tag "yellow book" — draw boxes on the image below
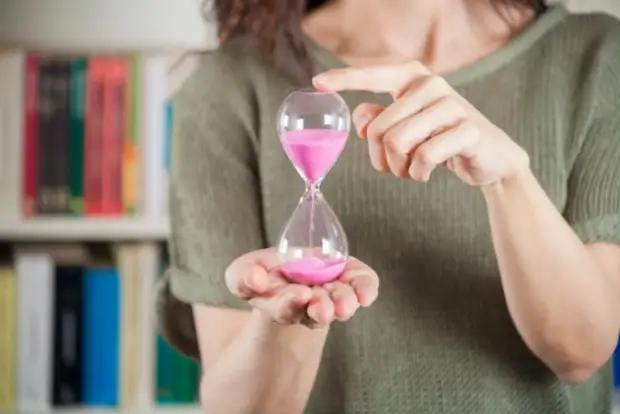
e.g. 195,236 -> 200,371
0,267 -> 16,411
118,245 -> 142,407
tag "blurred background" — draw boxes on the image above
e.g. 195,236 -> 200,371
0,0 -> 618,413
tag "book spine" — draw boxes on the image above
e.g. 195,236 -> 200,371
170,353 -> 199,403
36,58 -> 55,215
0,267 -> 16,411
22,54 -> 39,217
123,57 -> 140,214
52,59 -> 72,214
16,252 -> 55,411
52,266 -> 83,406
68,58 -> 87,215
101,59 -> 125,215
82,268 -> 120,406
119,246 -> 141,407
162,102 -> 173,216
155,335 -> 175,404
84,59 -> 106,215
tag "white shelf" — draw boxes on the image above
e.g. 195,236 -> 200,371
0,217 -> 169,241
0,0 -> 213,53
1,406 -> 202,414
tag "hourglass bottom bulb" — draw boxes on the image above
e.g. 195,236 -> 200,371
280,257 -> 347,285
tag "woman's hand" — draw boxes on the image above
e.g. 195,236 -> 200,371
313,62 -> 530,187
225,248 -> 379,328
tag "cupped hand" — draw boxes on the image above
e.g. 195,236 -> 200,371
312,62 -> 530,187
225,248 -> 379,328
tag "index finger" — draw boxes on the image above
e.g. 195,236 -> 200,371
312,61 -> 430,97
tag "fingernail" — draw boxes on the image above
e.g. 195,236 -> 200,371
306,305 -> 318,321
312,74 -> 329,88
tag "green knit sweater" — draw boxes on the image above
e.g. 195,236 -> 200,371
157,5 -> 620,413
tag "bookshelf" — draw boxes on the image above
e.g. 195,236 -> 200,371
2,407 -> 203,414
0,218 -> 169,241
0,1 -> 207,412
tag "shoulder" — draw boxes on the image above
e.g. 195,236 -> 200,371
175,37 -> 269,101
539,9 -> 620,73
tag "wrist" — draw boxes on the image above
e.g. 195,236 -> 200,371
249,309 -> 328,344
480,165 -> 535,201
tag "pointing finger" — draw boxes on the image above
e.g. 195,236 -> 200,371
313,61 -> 431,97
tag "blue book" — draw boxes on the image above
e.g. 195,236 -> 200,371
82,268 -> 120,406
164,101 -> 173,170
613,343 -> 620,388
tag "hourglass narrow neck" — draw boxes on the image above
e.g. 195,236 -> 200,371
304,181 -> 322,196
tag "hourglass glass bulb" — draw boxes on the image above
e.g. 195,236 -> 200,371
277,88 -> 351,185
276,88 -> 351,285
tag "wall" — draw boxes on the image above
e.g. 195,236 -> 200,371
563,0 -> 620,16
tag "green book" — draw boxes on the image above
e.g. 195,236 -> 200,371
68,58 -> 87,215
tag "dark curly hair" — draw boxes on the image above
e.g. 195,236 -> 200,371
208,0 -> 547,77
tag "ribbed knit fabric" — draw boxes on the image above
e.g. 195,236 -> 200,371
156,5 -> 620,413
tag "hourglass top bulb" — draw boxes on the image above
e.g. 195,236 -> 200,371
277,88 -> 351,185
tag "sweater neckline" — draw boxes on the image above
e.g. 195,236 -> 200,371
305,4 -> 569,87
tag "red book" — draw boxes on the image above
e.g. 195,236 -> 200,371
100,58 -> 126,215
84,58 -> 107,215
22,54 -> 38,217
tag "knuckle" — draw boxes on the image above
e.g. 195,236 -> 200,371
407,60 -> 429,74
429,74 -> 449,90
415,145 -> 432,164
459,120 -> 480,141
383,131 -> 404,154
439,96 -> 464,116
415,75 -> 436,94
366,121 -> 382,141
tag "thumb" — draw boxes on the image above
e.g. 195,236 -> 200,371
225,248 -> 287,299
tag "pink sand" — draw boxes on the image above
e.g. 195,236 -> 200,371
281,129 -> 348,184
280,257 -> 346,285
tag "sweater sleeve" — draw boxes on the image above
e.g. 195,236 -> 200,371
156,48 -> 265,360
563,31 -> 620,245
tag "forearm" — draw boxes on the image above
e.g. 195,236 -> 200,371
482,168 -> 620,382
200,309 -> 328,414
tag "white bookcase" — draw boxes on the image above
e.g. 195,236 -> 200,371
0,2 -> 208,413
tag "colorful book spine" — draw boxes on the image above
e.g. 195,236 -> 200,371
16,252 -> 55,411
101,58 -> 126,215
52,266 -> 84,406
84,58 -> 106,215
22,55 -> 38,217
68,58 -> 87,215
123,57 -> 140,214
82,267 -> 120,406
0,267 -> 16,411
52,59 -> 72,214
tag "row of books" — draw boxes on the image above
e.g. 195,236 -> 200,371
20,54 -> 172,218
0,244 -> 198,411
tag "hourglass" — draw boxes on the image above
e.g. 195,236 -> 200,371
277,88 -> 351,285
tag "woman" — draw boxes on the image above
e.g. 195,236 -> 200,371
156,0 -> 620,412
